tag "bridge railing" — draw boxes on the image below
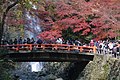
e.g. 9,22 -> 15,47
0,44 -> 97,53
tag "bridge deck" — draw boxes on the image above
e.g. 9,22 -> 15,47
0,44 -> 96,62
0,50 -> 94,62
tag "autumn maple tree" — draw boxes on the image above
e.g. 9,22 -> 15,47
36,0 -> 120,42
0,0 -> 120,44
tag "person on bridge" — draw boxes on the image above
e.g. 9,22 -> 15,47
13,38 -> 17,44
30,38 -> 35,44
8,39 -> 13,48
75,40 -> 82,46
1,39 -> 6,45
89,40 -> 94,46
98,41 -> 104,54
9,39 -> 13,45
13,38 -> 17,48
23,39 -> 27,44
113,44 -> 118,58
18,37 -> 23,44
66,40 -> 70,45
36,38 -> 43,44
56,37 -> 63,44
116,41 -> 120,58
27,38 -> 31,44
108,41 -> 114,54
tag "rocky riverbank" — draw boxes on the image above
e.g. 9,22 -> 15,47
41,54 -> 120,80
77,54 -> 120,80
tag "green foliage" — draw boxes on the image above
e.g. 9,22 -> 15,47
0,61 -> 15,80
116,30 -> 120,40
62,27 -> 94,43
62,27 -> 74,41
25,1 -> 33,9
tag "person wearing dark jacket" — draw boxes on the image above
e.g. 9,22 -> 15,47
27,38 -> 31,44
23,39 -> 27,44
1,39 -> 6,45
37,39 -> 43,44
14,38 -> 17,44
9,39 -> 13,45
18,37 -> 23,44
31,38 -> 35,44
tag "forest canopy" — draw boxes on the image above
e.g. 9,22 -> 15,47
0,0 -> 120,43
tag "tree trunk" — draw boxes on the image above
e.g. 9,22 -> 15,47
0,0 -> 19,45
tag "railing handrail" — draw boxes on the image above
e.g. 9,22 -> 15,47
0,44 -> 97,53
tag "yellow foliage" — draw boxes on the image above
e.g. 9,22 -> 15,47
16,10 -> 22,18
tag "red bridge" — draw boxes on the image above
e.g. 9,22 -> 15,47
0,44 -> 96,62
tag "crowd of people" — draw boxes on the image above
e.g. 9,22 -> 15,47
89,40 -> 120,58
1,37 -> 43,45
1,37 -> 120,58
1,37 -> 82,46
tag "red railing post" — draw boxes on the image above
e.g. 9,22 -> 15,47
54,44 -> 58,50
68,45 -> 70,51
41,44 -> 45,50
29,44 -> 32,51
16,44 -> 19,51
80,47 -> 83,52
93,46 -> 96,53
